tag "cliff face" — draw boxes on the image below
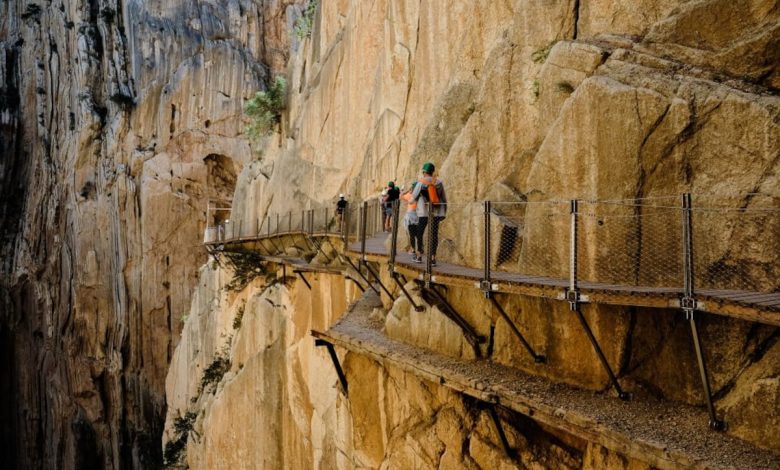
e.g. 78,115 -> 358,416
168,0 -> 780,468
0,0 -> 302,468
2,0 -> 779,469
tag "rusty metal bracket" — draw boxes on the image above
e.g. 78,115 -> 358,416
315,339 -> 348,396
489,295 -> 545,363
488,405 -> 513,458
418,282 -> 485,357
364,262 -> 395,301
346,276 -> 366,292
296,271 -> 312,290
393,273 -> 424,312
344,257 -> 379,295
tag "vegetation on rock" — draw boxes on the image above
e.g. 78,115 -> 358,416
294,1 -> 318,40
199,351 -> 231,394
222,251 -> 266,291
244,76 -> 287,141
163,411 -> 197,467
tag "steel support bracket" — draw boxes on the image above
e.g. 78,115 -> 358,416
488,405 -> 514,459
565,288 -> 580,311
393,273 -> 425,312
480,280 -> 493,298
315,339 -> 348,397
489,295 -> 545,363
680,295 -> 697,320
296,271 -> 312,290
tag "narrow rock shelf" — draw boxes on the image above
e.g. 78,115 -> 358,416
312,291 -> 780,470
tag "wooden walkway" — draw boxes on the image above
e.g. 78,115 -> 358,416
349,234 -> 780,327
312,291 -> 780,470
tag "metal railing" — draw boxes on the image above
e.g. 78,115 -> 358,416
206,194 -> 780,296
204,205 -> 347,245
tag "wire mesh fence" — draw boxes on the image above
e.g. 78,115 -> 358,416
487,201 -> 571,280
576,200 -> 683,288
205,193 -> 780,300
691,195 -> 780,293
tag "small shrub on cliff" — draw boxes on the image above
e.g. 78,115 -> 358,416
244,76 -> 287,140
163,410 -> 197,467
232,302 -> 246,330
294,1 -> 318,39
223,251 -> 266,291
199,352 -> 231,394
531,41 -> 557,64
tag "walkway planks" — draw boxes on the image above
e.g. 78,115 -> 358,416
347,234 -> 780,327
312,291 -> 780,470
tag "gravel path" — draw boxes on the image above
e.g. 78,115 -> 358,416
314,291 -> 780,470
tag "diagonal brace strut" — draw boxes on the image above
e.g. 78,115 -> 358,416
315,339 -> 349,396
489,295 -> 545,363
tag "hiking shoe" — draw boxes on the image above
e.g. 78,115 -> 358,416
413,255 -> 422,263
431,260 -> 437,267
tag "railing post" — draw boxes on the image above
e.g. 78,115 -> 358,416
425,202 -> 434,287
568,199 -> 628,400
681,193 -> 724,430
325,208 -> 329,232
569,199 -> 578,297
389,200 -> 400,272
360,201 -> 368,264
288,210 -> 292,234
482,201 -> 492,297
276,213 -> 280,236
341,203 -> 348,242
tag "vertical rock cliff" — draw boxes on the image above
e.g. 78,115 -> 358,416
2,0 -> 779,469
168,0 -> 780,468
0,0 -> 302,468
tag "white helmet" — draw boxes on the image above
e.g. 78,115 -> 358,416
339,194 -> 344,198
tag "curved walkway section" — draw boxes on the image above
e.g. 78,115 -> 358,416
312,291 -> 780,470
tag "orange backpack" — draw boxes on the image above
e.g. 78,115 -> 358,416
419,177 -> 442,206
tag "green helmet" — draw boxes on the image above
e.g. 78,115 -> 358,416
421,162 -> 435,173
388,181 -> 395,188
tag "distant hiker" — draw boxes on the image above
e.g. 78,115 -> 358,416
384,181 -> 400,231
336,194 -> 348,232
380,188 -> 389,232
401,182 -> 419,255
411,162 -> 447,265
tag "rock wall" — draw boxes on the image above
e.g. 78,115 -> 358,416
0,0 -> 303,468
167,264 -> 660,469
222,0 -> 780,461
2,0 -> 779,468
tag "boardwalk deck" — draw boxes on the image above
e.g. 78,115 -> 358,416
347,234 -> 780,327
312,291 -> 780,470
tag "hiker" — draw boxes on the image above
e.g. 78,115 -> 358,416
401,182 -> 419,255
384,181 -> 400,231
411,162 -> 447,265
380,188 -> 389,232
335,194 -> 347,232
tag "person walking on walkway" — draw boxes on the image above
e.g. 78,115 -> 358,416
335,194 -> 348,232
401,182 -> 419,255
411,162 -> 447,265
384,181 -> 400,231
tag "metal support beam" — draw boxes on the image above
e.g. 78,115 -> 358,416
489,295 -> 545,363
364,262 -> 395,301
488,405 -> 513,458
296,271 -> 312,290
568,199 -> 629,400
347,276 -> 366,292
345,257 -> 379,295
419,283 -> 484,357
393,273 -> 424,312
682,193 -> 724,430
315,339 -> 348,396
